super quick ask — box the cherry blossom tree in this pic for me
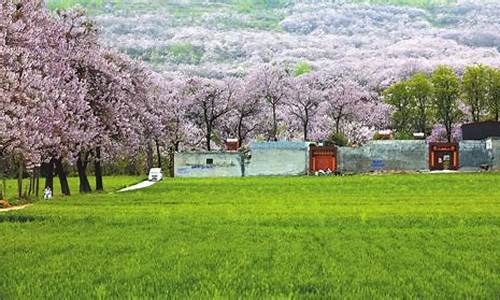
[247,64,290,141]
[185,77,236,150]
[285,72,324,141]
[1,1,167,196]
[427,124,462,143]
[220,79,264,147]
[1,1,96,197]
[308,78,391,144]
[323,79,370,135]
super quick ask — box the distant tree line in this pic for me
[384,65,500,142]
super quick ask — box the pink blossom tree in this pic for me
[427,124,462,143]
[221,80,264,147]
[1,1,96,197]
[285,72,325,141]
[313,79,390,144]
[247,64,290,141]
[185,77,237,150]
[323,79,369,135]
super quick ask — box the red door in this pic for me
[310,146,337,173]
[429,143,459,171]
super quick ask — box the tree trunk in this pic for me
[169,147,175,178]
[28,172,33,196]
[1,177,6,200]
[77,152,91,193]
[35,167,40,197]
[272,104,278,141]
[237,116,244,147]
[127,159,137,176]
[446,123,452,143]
[44,159,55,191]
[335,118,341,134]
[55,158,70,196]
[0,155,6,200]
[146,140,154,172]
[206,126,212,151]
[418,104,427,134]
[17,160,23,199]
[303,120,308,142]
[95,147,103,192]
[472,107,479,123]
[155,139,162,169]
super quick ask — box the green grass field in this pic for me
[2,175,145,200]
[1,174,499,298]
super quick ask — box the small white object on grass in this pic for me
[148,168,163,182]
[44,187,52,200]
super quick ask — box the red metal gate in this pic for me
[310,145,337,173]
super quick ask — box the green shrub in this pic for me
[294,61,312,76]
[393,131,414,140]
[168,43,203,65]
[326,132,349,146]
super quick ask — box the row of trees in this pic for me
[1,2,171,198]
[384,65,500,142]
[178,67,390,151]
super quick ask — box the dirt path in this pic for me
[0,204,32,213]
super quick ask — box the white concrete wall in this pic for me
[245,141,308,176]
[174,152,243,177]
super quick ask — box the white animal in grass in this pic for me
[43,187,52,200]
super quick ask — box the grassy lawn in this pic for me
[1,173,499,298]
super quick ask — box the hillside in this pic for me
[46,0,500,85]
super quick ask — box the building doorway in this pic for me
[310,145,337,173]
[429,143,459,171]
